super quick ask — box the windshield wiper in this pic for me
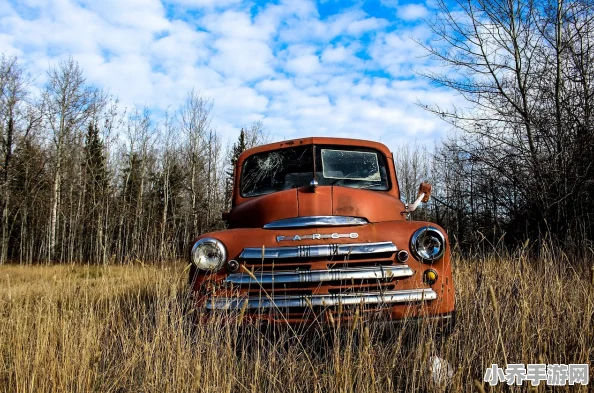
[356,182,384,190]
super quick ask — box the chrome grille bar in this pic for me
[206,289,437,310]
[263,216,368,229]
[226,265,414,285]
[239,241,397,259]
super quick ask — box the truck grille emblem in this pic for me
[276,233,359,242]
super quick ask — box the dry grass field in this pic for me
[0,248,592,392]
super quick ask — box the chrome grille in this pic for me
[226,265,414,285]
[239,241,397,260]
[215,240,431,309]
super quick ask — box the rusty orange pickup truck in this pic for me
[188,137,455,329]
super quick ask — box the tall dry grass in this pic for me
[0,249,592,392]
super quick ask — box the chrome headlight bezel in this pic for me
[410,226,446,264]
[191,238,227,271]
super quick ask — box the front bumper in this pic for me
[206,288,437,310]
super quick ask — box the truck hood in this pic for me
[228,186,406,228]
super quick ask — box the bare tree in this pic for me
[42,58,104,261]
[156,111,180,260]
[179,89,212,235]
[243,120,270,148]
[394,142,430,204]
[0,56,34,263]
[421,0,594,246]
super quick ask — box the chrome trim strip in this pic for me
[206,289,437,309]
[276,232,359,242]
[239,241,397,259]
[263,216,368,229]
[226,265,414,285]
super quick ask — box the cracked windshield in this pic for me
[241,145,389,197]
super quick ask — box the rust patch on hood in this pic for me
[332,187,404,222]
[335,193,357,216]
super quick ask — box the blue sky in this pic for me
[0,0,461,150]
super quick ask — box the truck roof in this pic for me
[237,137,393,166]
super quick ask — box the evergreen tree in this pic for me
[84,122,107,192]
[224,128,247,209]
[82,121,108,262]
[119,152,143,259]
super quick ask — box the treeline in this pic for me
[407,0,594,254]
[3,0,594,264]
[0,56,266,263]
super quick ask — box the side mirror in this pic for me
[406,182,432,212]
[418,182,432,203]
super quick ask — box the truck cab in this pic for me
[189,137,455,326]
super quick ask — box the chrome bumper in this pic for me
[206,288,437,310]
[225,265,414,285]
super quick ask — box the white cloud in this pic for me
[256,78,294,93]
[379,0,399,8]
[0,34,21,57]
[209,38,274,80]
[0,0,461,151]
[79,0,169,30]
[397,4,429,20]
[286,54,321,75]
[321,46,349,63]
[278,9,387,43]
[369,25,434,78]
[202,10,268,40]
[201,10,275,81]
[165,0,243,8]
[150,21,211,68]
[346,16,389,35]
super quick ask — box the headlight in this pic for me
[191,238,227,271]
[411,226,445,263]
